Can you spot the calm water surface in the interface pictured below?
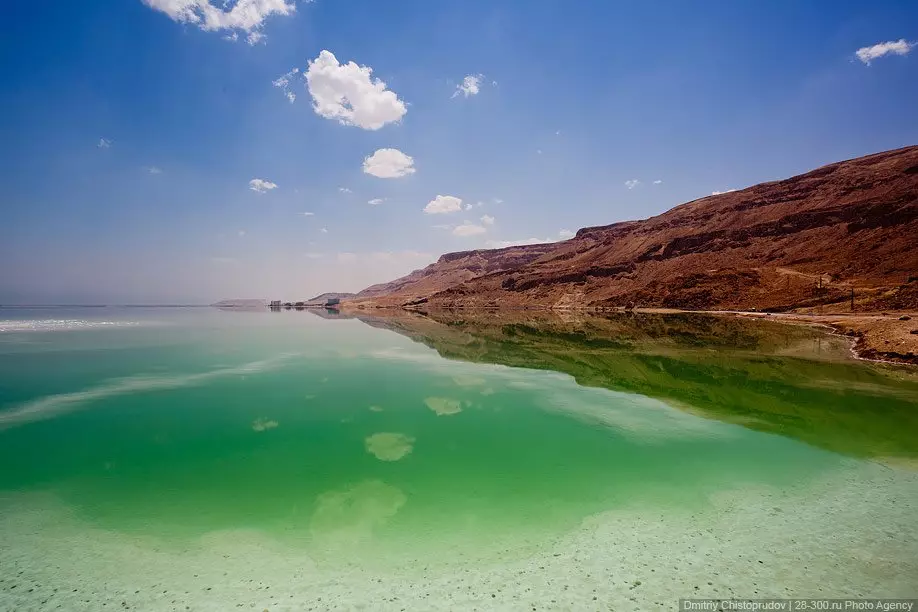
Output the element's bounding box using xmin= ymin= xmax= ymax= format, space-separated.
xmin=1 ymin=307 xmax=916 ymax=610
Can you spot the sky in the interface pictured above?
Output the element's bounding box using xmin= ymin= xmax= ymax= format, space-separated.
xmin=0 ymin=0 xmax=916 ymax=305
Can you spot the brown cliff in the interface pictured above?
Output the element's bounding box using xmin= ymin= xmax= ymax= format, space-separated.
xmin=350 ymin=146 xmax=918 ymax=312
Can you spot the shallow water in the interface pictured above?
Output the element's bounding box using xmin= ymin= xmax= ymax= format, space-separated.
xmin=1 ymin=307 xmax=916 ymax=610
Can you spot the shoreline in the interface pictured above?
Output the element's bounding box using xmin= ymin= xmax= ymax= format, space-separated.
xmin=342 ymin=303 xmax=918 ymax=365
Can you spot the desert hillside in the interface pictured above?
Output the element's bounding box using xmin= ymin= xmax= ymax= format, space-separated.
xmin=349 ymin=146 xmax=918 ymax=312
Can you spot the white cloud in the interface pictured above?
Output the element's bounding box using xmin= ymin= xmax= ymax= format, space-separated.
xmin=432 ymin=224 xmax=452 ymax=230
xmin=536 ymin=149 xmax=543 ymax=155
xmin=238 ymin=230 xmax=246 ymax=237
xmin=362 ymin=148 xmax=415 ymax=178
xmin=453 ymin=222 xmax=487 ymax=237
xmin=464 ymin=202 xmax=473 ymax=210
xmin=272 ymin=67 xmax=299 ymax=103
xmin=338 ymin=187 xmax=352 ymax=193
xmin=624 ymin=179 xmax=640 ymax=190
xmin=653 ymin=179 xmax=662 ymax=185
xmin=141 ymin=0 xmax=295 ymax=45
xmin=98 ymin=138 xmax=111 ymax=149
xmin=368 ymin=198 xmax=385 ymax=206
xmin=476 ymin=201 xmax=484 ymax=207
xmin=146 ymin=166 xmax=163 ymax=174
xmin=480 ymin=214 xmax=495 ymax=226
xmin=424 ymin=195 xmax=463 ymax=214
xmin=493 ymin=198 xmax=503 ymax=204
xmin=305 ymin=50 xmax=407 ymax=130
xmin=301 ymin=211 xmax=314 ymax=217
xmin=320 ymin=227 xmax=328 ymax=233
xmin=856 ymin=39 xmax=915 ymax=65
xmin=485 ymin=237 xmax=554 ymax=248
xmin=711 ymin=188 xmax=737 ymax=196
xmin=453 ymin=74 xmax=483 ymax=98
xmin=249 ymin=178 xmax=277 ymax=193
xmin=559 ymin=229 xmax=575 ymax=239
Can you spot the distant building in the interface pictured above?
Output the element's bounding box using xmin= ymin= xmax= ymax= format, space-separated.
xmin=326 ymin=297 xmax=340 ymax=306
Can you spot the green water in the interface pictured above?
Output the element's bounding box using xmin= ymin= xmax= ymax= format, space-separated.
xmin=1 ymin=308 xmax=917 ymax=609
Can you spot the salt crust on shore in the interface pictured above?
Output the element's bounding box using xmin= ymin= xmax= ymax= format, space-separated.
xmin=2 ymin=460 xmax=916 ymax=611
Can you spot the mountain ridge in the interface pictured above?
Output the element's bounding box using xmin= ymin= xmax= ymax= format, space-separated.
xmin=347 ymin=145 xmax=918 ymax=312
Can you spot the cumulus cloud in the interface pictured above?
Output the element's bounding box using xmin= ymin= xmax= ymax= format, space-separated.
xmin=368 ymin=198 xmax=385 ymax=206
xmin=273 ymin=67 xmax=299 ymax=103
xmin=424 ymin=195 xmax=463 ymax=214
xmin=480 ymin=214 xmax=495 ymax=226
xmin=559 ymin=229 xmax=575 ymax=239
xmin=856 ymin=39 xmax=915 ymax=65
xmin=711 ymin=188 xmax=737 ymax=196
xmin=453 ymin=74 xmax=483 ymax=98
xmin=249 ymin=178 xmax=277 ymax=193
xmin=320 ymin=227 xmax=328 ymax=233
xmin=141 ymin=0 xmax=295 ymax=45
xmin=453 ymin=222 xmax=487 ymax=237
xmin=146 ymin=166 xmax=163 ymax=174
xmin=301 ymin=211 xmax=314 ymax=216
xmin=362 ymin=148 xmax=415 ymax=178
xmin=338 ymin=187 xmax=352 ymax=193
xmin=305 ymin=50 xmax=407 ymax=130
xmin=238 ymin=230 xmax=246 ymax=237
xmin=624 ymin=179 xmax=640 ymax=189
xmin=98 ymin=138 xmax=111 ymax=149
xmin=653 ymin=179 xmax=662 ymax=185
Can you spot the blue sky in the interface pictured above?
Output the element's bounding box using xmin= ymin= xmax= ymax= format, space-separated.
xmin=1 ymin=0 xmax=916 ymax=304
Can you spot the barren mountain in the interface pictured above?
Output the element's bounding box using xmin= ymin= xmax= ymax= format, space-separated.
xmin=354 ymin=243 xmax=557 ymax=302
xmin=305 ymin=292 xmax=356 ymax=303
xmin=349 ymin=146 xmax=918 ymax=312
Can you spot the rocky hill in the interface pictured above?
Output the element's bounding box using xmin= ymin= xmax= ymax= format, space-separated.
xmin=306 ymin=292 xmax=356 ymax=304
xmin=349 ymin=146 xmax=918 ymax=312
xmin=354 ymin=244 xmax=557 ymax=303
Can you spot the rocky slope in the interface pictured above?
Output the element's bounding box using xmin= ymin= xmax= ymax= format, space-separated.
xmin=349 ymin=146 xmax=918 ymax=312
xmin=354 ymin=243 xmax=557 ymax=303
xmin=305 ymin=292 xmax=356 ymax=304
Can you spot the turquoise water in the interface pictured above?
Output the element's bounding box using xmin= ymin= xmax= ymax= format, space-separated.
xmin=1 ymin=308 xmax=916 ymax=610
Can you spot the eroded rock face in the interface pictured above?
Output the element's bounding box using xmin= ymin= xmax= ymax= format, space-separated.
xmin=350 ymin=146 xmax=918 ymax=312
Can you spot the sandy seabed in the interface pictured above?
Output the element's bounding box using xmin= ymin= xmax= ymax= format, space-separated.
xmin=1 ymin=460 xmax=916 ymax=612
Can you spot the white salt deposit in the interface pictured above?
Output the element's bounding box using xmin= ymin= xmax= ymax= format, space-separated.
xmin=1 ymin=460 xmax=916 ymax=611
xmin=0 ymin=319 xmax=144 ymax=333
